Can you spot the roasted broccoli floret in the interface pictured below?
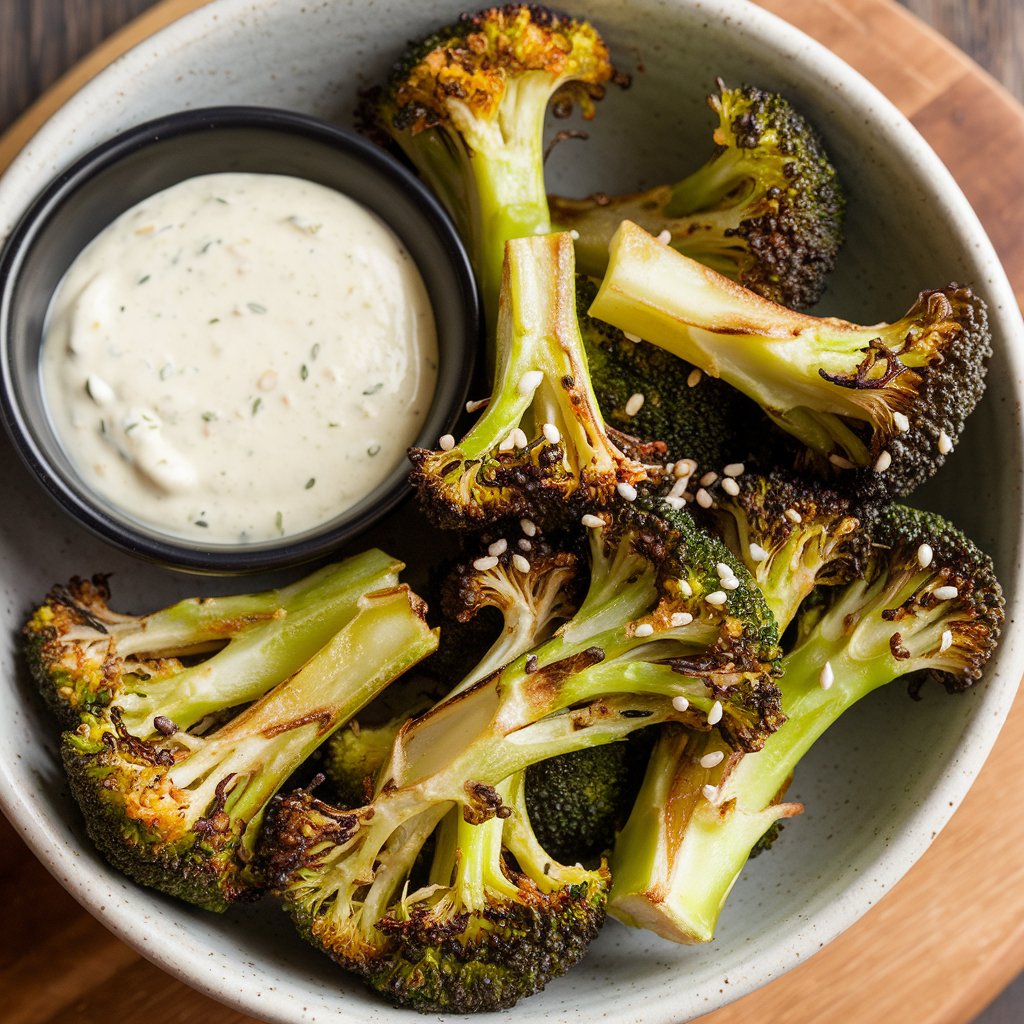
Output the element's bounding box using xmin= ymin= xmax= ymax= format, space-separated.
xmin=59 ymin=572 xmax=438 ymax=912
xmin=371 ymin=4 xmax=615 ymax=327
xmin=577 ymin=275 xmax=765 ymax=468
xmin=609 ymin=504 xmax=1003 ymax=943
xmin=410 ymin=233 xmax=663 ymax=530
xmin=260 ymin=499 xmax=782 ymax=1011
xmin=591 ymin=221 xmax=992 ymax=499
xmin=551 ymin=82 xmax=843 ymax=309
xmin=24 ymin=552 xmax=402 ymax=733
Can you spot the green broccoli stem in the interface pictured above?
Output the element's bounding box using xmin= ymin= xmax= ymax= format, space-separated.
xmin=165 ymin=587 xmax=438 ymax=852
xmin=118 ymin=551 xmax=401 ymax=735
xmin=664 ymin=147 xmax=762 ymax=217
xmin=590 ymin=222 xmax=923 ymax=463
xmin=608 ymin=567 xmax=940 ymax=944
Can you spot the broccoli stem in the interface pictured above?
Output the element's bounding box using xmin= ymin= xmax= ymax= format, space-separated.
xmin=118 ymin=551 xmax=401 ymax=735
xmin=591 ymin=222 xmax=930 ymax=462
xmin=166 ymin=587 xmax=438 ymax=849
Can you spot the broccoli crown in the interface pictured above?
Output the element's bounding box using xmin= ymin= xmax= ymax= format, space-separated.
xmin=844 ymin=503 xmax=1004 ymax=692
xmin=372 ymin=5 xmax=615 ymax=328
xmin=525 ymin=735 xmax=652 ymax=863
xmin=576 ymin=275 xmax=766 ymax=468
xmin=700 ymin=470 xmax=865 ymax=628
xmin=59 ymin=585 xmax=438 ymax=912
xmin=591 ymin=222 xmax=993 ymax=500
xmin=410 ymin=233 xmax=663 ymax=531
xmin=550 ymin=82 xmax=844 ymax=309
xmin=261 ymin=777 xmax=607 ymax=1013
xmin=383 ymin=5 xmax=612 ymax=137
xmin=24 ymin=553 xmax=403 ymax=733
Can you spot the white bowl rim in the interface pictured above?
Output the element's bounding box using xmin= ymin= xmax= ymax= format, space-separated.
xmin=1 ymin=1 xmax=1023 ymax=1021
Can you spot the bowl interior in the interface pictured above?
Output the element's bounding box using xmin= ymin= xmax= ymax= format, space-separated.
xmin=0 ymin=110 xmax=477 ymax=571
xmin=0 ymin=1 xmax=1020 ymax=1022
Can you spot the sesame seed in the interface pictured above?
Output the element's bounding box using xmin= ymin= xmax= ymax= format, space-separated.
xmin=542 ymin=422 xmax=561 ymax=444
xmin=518 ymin=539 xmax=532 ymax=552
xmin=700 ymin=750 xmax=725 ymax=769
xmin=581 ymin=513 xmax=605 ymax=529
xmin=702 ymin=784 xmax=719 ymax=802
xmin=678 ymin=580 xmax=693 ymax=597
xmin=488 ymin=538 xmax=508 ymax=557
xmin=511 ymin=427 xmax=529 ymax=449
xmin=617 ymin=482 xmax=638 ymax=501
xmin=473 ymin=555 xmax=498 ymax=571
xmin=721 ymin=577 xmax=740 ymax=591
xmin=665 ymin=463 xmax=675 ymax=474
xmin=657 ymin=229 xmax=672 ymax=244
xmin=934 ymin=585 xmax=959 ymax=601
xmin=940 ymin=629 xmax=953 ymax=653
xmin=663 ymin=496 xmax=686 ymax=510
xmin=623 ymin=331 xmax=641 ymax=343
xmin=894 ymin=411 xmax=910 ymax=433
xmin=721 ymin=477 xmax=740 ymax=496
xmin=874 ymin=450 xmax=892 ymax=473
xmin=819 ymin=661 xmax=834 ymax=690
xmin=669 ymin=476 xmax=688 ymax=499
xmin=512 ymin=554 xmax=531 ymax=573
xmin=701 ymin=471 xmax=718 ymax=487
xmin=625 ymin=392 xmax=645 ymax=416
xmin=696 ymin=488 xmax=713 ymax=509
xmin=634 ymin=623 xmax=654 ymax=638
xmin=439 ymin=433 xmax=455 ymax=451
xmin=723 ymin=463 xmax=744 ymax=477
xmin=829 ymin=453 xmax=855 ymax=469
xmin=785 ymin=508 xmax=802 ymax=524
xmin=675 ymin=459 xmax=696 ymax=478
xmin=672 ymin=695 xmax=690 ymax=712
xmin=670 ymin=612 xmax=693 ymax=627
xmin=749 ymin=543 xmax=769 ymax=562
xmin=569 ymin=229 xmax=580 ymax=240
xmin=520 ymin=518 xmax=537 ymax=537
xmin=465 ymin=397 xmax=488 ymax=413
xmin=716 ymin=562 xmax=733 ymax=578
xmin=518 ymin=370 xmax=544 ymax=396
xmin=499 ymin=431 xmax=516 ymax=452
xmin=917 ymin=543 xmax=933 ymax=569
xmin=938 ymin=430 xmax=953 ymax=455
xmin=687 ymin=368 xmax=702 ymax=388
xmin=707 ymin=700 xmax=723 ymax=725
xmin=705 ymin=591 xmax=727 ymax=606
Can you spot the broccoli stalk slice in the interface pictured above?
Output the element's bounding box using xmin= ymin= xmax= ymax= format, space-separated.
xmin=62 ymin=585 xmax=438 ymax=911
xmin=551 ymin=83 xmax=844 ymax=308
xmin=25 ymin=551 xmax=401 ymax=731
xmin=591 ymin=221 xmax=991 ymax=496
xmin=608 ymin=506 xmax=1003 ymax=943
xmin=374 ymin=4 xmax=614 ymax=333
xmin=409 ymin=232 xmax=661 ymax=530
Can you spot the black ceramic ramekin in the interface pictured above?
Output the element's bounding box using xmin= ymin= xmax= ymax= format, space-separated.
xmin=0 ymin=107 xmax=478 ymax=573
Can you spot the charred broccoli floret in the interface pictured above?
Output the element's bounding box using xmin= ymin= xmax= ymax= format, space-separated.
xmin=551 ymin=82 xmax=844 ymax=309
xmin=609 ymin=504 xmax=1003 ymax=943
xmin=260 ymin=499 xmax=782 ymax=1011
xmin=577 ymin=275 xmax=765 ymax=468
xmin=24 ymin=552 xmax=401 ymax=733
xmin=591 ymin=221 xmax=992 ymax=499
xmin=410 ymin=233 xmax=663 ymax=530
xmin=371 ymin=4 xmax=615 ymax=327
xmin=59 ymin=570 xmax=438 ymax=912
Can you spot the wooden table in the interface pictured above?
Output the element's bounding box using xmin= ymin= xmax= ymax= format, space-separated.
xmin=2 ymin=3 xmax=1023 ymax=1023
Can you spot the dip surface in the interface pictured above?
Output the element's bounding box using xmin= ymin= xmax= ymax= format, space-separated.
xmin=40 ymin=172 xmax=438 ymax=542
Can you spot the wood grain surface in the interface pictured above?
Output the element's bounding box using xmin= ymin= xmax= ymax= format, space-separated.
xmin=2 ymin=2 xmax=1023 ymax=1024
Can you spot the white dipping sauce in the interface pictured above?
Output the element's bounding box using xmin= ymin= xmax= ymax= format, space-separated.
xmin=40 ymin=172 xmax=438 ymax=542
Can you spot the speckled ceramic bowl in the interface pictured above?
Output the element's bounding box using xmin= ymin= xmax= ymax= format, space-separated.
xmin=0 ymin=2 xmax=1021 ymax=1022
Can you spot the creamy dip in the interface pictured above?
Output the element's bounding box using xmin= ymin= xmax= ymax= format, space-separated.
xmin=40 ymin=172 xmax=438 ymax=543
